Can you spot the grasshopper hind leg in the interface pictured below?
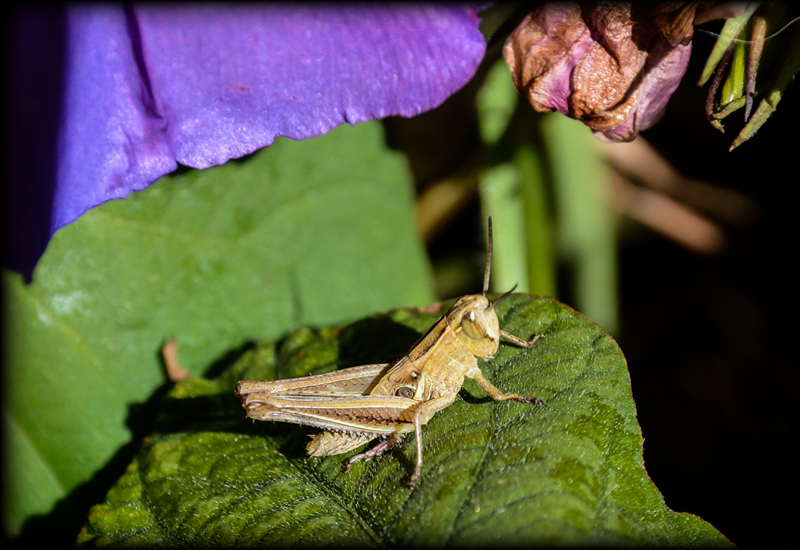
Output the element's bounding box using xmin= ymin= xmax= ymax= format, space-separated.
xmin=343 ymin=433 xmax=405 ymax=472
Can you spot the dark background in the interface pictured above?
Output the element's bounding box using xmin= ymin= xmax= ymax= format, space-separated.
xmin=419 ymin=27 xmax=798 ymax=549
xmin=622 ymin=35 xmax=798 ymax=548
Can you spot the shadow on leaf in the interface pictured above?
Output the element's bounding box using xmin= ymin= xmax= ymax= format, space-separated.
xmin=337 ymin=313 xmax=424 ymax=367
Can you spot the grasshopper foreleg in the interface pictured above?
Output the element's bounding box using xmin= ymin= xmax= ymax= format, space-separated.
xmin=500 ymin=330 xmax=544 ymax=349
xmin=478 ymin=330 xmax=545 ymax=405
xmin=467 ymin=365 xmax=543 ymax=406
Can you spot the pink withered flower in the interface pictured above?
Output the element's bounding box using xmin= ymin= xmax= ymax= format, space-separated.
xmin=503 ymin=2 xmax=698 ymax=142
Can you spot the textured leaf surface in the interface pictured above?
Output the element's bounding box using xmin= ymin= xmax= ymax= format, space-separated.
xmin=79 ymin=295 xmax=730 ymax=546
xmin=3 ymin=120 xmax=432 ymax=536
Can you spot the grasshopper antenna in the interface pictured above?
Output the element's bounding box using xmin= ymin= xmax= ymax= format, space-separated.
xmin=483 ymin=217 xmax=493 ymax=297
xmin=483 ymin=217 xmax=520 ymax=311
xmin=487 ymin=283 xmax=517 ymax=312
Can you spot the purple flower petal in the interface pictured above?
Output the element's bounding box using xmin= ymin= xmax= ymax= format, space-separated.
xmin=131 ymin=5 xmax=485 ymax=168
xmin=9 ymin=5 xmax=485 ymax=277
xmin=56 ymin=7 xmax=177 ymax=230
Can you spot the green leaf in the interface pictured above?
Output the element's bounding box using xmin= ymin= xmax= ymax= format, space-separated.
xmin=3 ymin=120 xmax=433 ymax=537
xmin=698 ymin=3 xmax=760 ymax=86
xmin=477 ymin=59 xmax=519 ymax=146
xmin=479 ymin=146 xmax=558 ymax=299
xmin=732 ymin=20 xmax=800 ymax=150
xmin=79 ymin=295 xmax=731 ymax=546
xmin=516 ymin=142 xmax=557 ymax=299
xmin=480 ymin=163 xmax=532 ymax=293
xmin=719 ymin=30 xmax=747 ymax=107
xmin=543 ymin=115 xmax=617 ymax=334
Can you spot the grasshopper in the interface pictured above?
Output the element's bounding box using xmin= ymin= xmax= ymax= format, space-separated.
xmin=235 ymin=218 xmax=543 ymax=488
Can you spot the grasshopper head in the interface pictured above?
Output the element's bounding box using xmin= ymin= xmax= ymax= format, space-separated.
xmin=445 ymin=216 xmax=517 ymax=359
xmin=447 ymin=294 xmax=501 ymax=359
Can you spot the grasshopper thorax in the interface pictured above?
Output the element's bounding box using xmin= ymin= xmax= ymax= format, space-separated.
xmin=446 ymin=294 xmax=501 ymax=359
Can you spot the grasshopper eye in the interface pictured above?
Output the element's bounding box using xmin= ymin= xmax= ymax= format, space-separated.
xmin=461 ymin=310 xmax=487 ymax=340
xmin=396 ymin=387 xmax=415 ymax=399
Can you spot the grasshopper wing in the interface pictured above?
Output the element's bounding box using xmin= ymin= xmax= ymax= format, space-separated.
xmin=236 ymin=363 xmax=391 ymax=398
